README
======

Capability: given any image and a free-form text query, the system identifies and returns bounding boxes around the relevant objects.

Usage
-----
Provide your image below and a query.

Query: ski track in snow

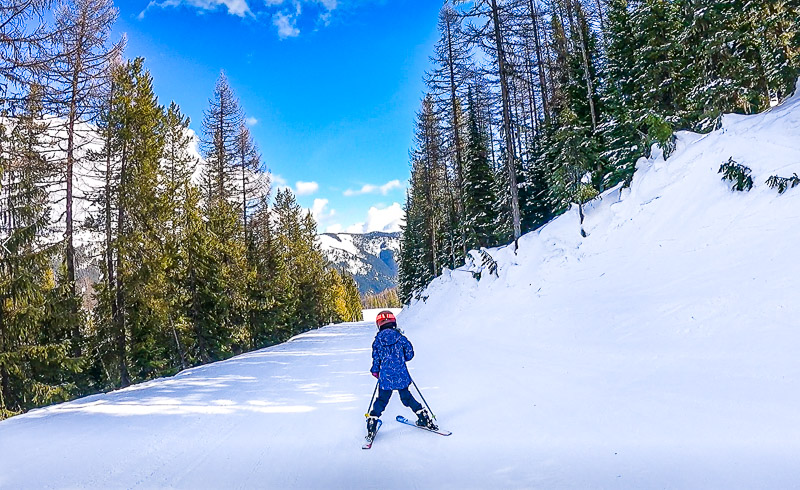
[2,84,800,488]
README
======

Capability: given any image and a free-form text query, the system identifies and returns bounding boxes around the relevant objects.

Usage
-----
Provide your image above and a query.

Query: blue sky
[113,0,442,233]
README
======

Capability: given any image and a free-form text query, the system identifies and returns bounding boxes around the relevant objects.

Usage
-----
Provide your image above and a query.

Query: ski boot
[366,415,380,438]
[415,408,438,431]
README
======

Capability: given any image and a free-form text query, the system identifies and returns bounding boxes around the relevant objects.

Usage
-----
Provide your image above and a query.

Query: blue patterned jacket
[370,328,414,390]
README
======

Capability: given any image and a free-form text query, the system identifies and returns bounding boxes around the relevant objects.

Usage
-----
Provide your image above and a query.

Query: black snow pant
[369,386,422,417]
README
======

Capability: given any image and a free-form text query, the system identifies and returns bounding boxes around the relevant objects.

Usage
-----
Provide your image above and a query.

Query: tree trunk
[115,140,129,388]
[490,0,522,244]
[567,0,597,131]
[65,10,89,358]
[170,317,186,371]
[104,80,117,349]
[444,14,467,257]
[529,0,550,123]
[0,308,10,413]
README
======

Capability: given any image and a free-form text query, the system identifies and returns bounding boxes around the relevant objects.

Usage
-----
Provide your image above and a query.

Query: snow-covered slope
[1,87,799,488]
[319,231,400,294]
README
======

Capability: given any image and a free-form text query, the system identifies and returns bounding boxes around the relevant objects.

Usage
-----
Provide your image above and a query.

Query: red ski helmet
[375,310,397,329]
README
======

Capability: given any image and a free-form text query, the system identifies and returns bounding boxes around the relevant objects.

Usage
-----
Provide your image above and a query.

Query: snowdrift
[1,85,799,488]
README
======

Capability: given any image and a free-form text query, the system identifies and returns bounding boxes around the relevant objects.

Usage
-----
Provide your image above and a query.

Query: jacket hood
[376,328,402,346]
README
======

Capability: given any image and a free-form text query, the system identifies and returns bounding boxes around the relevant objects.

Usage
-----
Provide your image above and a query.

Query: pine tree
[48,0,123,313]
[181,185,233,364]
[343,273,363,322]
[272,189,329,335]
[462,89,501,250]
[399,188,428,304]
[160,101,197,370]
[468,0,524,243]
[0,86,80,418]
[201,71,243,205]
[547,108,598,237]
[193,73,251,357]
[629,0,688,129]
[425,3,472,257]
[94,58,171,387]
[599,0,643,187]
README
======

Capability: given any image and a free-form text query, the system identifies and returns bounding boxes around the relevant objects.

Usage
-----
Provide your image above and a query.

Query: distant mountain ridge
[318,232,400,295]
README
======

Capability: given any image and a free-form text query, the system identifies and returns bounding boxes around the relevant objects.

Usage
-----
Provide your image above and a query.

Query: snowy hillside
[319,231,400,294]
[1,87,799,488]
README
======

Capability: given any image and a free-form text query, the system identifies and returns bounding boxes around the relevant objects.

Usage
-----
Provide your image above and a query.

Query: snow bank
[399,84,800,487]
[1,90,799,488]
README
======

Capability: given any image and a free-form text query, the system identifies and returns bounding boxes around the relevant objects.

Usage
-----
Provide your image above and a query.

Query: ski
[396,415,452,436]
[362,419,382,449]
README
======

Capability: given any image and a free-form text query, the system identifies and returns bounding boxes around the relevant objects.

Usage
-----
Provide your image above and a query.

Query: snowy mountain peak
[318,231,400,294]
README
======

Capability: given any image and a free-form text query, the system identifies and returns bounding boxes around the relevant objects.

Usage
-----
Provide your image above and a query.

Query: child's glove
[371,372,379,378]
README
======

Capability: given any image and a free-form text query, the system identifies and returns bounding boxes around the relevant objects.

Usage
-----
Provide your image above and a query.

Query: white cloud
[343,179,403,197]
[310,199,336,229]
[270,173,289,190]
[141,0,252,18]
[361,203,404,233]
[245,116,258,126]
[328,202,405,235]
[273,11,300,38]
[295,181,319,196]
[140,0,341,39]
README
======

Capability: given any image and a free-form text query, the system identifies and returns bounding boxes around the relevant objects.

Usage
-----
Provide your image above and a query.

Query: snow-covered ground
[2,88,800,488]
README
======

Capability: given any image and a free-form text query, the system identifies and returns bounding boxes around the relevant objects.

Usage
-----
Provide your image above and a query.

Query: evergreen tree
[200,71,249,356]
[247,191,291,348]
[201,72,243,205]
[462,89,501,249]
[93,58,171,387]
[158,102,197,370]
[426,3,472,257]
[0,87,80,418]
[272,189,328,335]
[181,185,235,364]
[362,287,401,310]
[48,0,123,313]
[546,108,598,237]
[399,188,428,304]
[628,0,688,128]
[342,273,364,322]
[599,0,644,187]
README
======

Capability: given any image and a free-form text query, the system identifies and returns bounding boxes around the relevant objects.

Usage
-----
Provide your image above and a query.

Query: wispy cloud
[270,173,291,193]
[245,116,258,126]
[140,0,342,38]
[295,181,319,196]
[139,0,252,19]
[344,179,403,197]
[272,11,300,38]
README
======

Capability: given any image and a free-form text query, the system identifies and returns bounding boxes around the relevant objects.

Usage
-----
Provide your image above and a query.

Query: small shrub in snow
[718,158,753,191]
[471,249,499,280]
[765,173,800,194]
[646,114,676,159]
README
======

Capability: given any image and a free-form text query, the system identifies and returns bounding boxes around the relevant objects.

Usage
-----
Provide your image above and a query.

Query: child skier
[366,310,437,439]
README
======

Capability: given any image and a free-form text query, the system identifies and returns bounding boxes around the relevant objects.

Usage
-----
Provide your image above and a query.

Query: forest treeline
[0,0,361,419]
[362,287,401,309]
[400,0,800,303]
